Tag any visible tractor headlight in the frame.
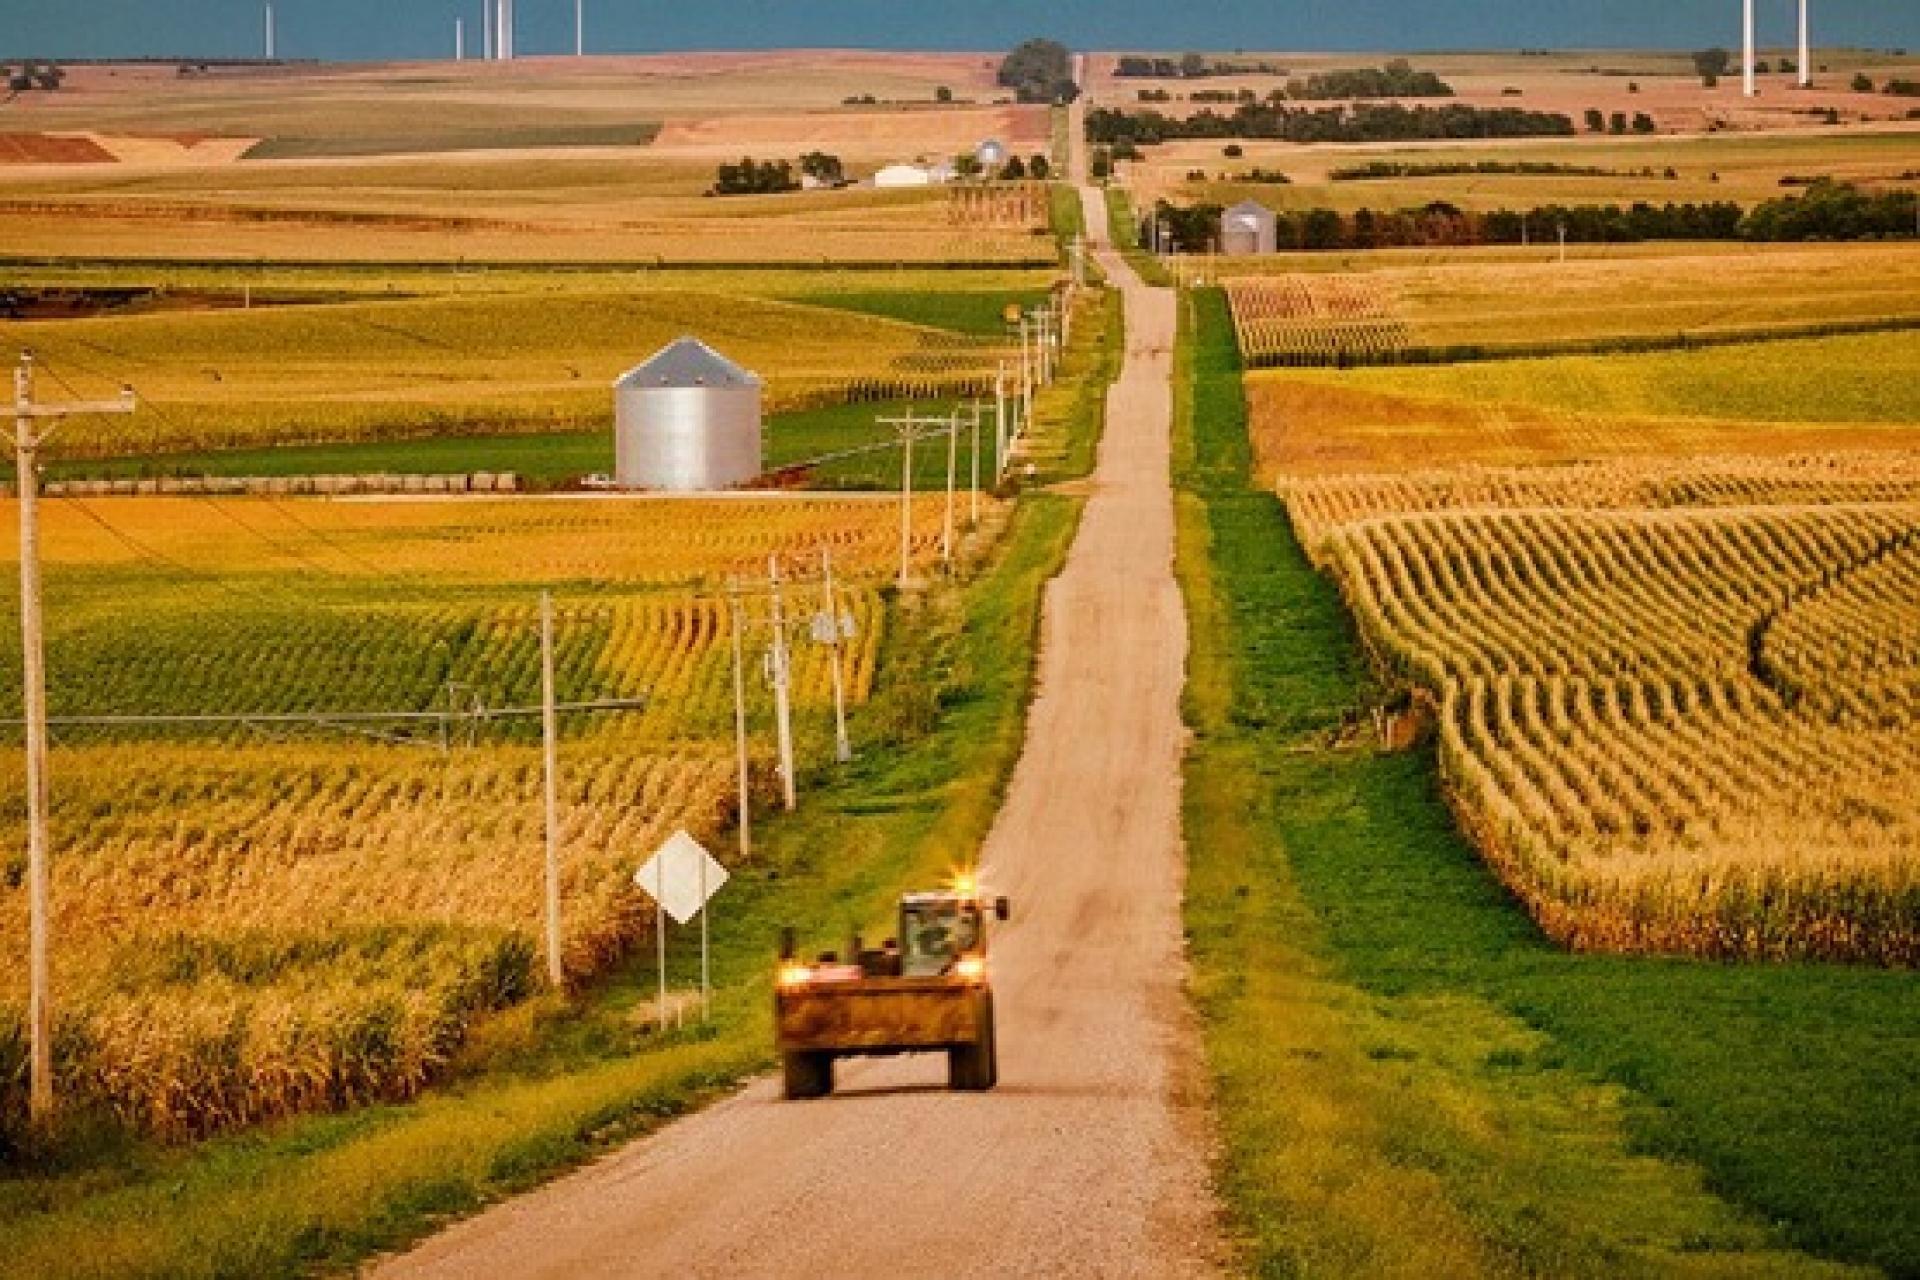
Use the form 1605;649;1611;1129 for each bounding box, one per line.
955;955;987;983
777;964;814;988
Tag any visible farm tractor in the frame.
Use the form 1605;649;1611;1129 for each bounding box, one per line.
774;876;1010;1099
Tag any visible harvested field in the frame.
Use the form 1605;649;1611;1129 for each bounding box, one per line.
1134;125;1920;211
651;105;1049;159
0;134;113;165
1215;244;1920;359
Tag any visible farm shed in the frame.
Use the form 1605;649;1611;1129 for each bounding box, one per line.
613;338;763;492
875;163;936;188
1221;199;1278;256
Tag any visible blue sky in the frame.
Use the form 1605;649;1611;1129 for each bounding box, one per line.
3;1;1915;63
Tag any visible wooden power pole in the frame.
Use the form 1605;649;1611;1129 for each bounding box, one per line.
539;591;565;990
11;350;134;1127
767;555;797;812
820;547;852;765
728;580;752;860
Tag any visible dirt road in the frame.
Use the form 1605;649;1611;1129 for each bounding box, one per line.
373;192;1218;1278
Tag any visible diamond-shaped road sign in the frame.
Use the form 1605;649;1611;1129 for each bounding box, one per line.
634;829;729;925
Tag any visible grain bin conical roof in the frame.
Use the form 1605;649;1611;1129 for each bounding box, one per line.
616;337;762;390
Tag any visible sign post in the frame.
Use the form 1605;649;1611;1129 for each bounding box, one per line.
635;830;730;1023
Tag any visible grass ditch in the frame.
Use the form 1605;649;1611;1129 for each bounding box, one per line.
1174;284;1920;1275
1104;186;1172;287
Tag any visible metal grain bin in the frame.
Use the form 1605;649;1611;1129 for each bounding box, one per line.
614;338;764;492
1220;199;1278;256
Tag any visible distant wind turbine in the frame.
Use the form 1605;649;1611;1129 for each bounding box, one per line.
264;2;276;60
1743;0;1756;97
1799;0;1812;87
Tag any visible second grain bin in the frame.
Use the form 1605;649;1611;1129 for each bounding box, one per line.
613;337;764;491
1220;199;1278;256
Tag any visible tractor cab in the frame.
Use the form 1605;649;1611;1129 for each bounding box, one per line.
899;889;1006;977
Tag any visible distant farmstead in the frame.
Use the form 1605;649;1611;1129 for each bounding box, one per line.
613;338;764;492
1220;200;1278;256
873;161;960;188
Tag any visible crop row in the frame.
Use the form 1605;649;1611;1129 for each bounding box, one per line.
1289;461;1920;964
1225;275;1413;367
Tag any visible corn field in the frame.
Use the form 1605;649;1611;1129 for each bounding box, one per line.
0;494;992;1143
1286;455;1920;965
1225;275;1413;368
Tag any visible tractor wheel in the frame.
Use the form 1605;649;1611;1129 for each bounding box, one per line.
948;994;998;1091
782;1051;833;1100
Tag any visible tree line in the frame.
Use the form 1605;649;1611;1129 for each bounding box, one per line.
1145;182;1916;253
1088;101;1576;149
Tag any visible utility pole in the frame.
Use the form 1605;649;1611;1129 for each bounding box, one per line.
879;410;933;589
1557;222;1568;265
11;351;134;1128
728;580;751;860
941;408;959;568
539;591;564;990
994;364;1008;484
820;547;852;764
1019;316;1035;426
968;400;983;528
767;555;797;812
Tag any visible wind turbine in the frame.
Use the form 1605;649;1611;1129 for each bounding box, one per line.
264;2;275;60
1743;0;1756;97
1798;0;1812;87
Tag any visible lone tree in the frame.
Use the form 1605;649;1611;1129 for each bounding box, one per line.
1693;47;1733;86
998;39;1079;104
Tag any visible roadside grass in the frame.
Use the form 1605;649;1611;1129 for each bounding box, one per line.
1104;186;1172;287
1175;285;1920;1276
0;486;1084;1280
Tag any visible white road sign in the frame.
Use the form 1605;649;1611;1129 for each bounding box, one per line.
634;829;729;925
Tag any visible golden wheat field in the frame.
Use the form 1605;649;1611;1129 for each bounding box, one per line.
0;493;995;1141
